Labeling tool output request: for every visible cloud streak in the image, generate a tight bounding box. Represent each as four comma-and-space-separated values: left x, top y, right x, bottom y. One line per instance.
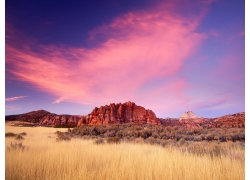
5, 96, 27, 102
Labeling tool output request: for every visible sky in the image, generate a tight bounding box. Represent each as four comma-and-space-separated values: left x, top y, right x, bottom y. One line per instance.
5, 0, 245, 118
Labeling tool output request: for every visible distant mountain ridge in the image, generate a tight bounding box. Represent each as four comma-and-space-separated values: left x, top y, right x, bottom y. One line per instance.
5, 102, 245, 128
159, 112, 244, 128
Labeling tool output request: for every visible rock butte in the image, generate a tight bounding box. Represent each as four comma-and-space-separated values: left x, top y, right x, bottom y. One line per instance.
76, 101, 161, 126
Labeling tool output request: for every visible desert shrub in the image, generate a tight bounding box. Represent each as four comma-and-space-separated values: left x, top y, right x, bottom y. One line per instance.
94, 138, 105, 145
193, 128, 202, 135
107, 136, 120, 144
5, 132, 16, 137
133, 125, 143, 131
106, 131, 117, 137
15, 135, 24, 140
205, 134, 215, 141
219, 136, 227, 142
62, 123, 244, 145
152, 132, 158, 138
146, 137, 157, 145
178, 138, 186, 146
19, 132, 27, 136
7, 142, 28, 152
55, 131, 71, 141
157, 132, 165, 139
116, 131, 124, 138
134, 138, 144, 144
141, 129, 152, 139
96, 126, 107, 134
193, 136, 202, 142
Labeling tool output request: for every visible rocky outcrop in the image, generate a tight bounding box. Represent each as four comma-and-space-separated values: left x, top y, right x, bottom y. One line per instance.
77, 101, 161, 126
180, 111, 199, 119
159, 112, 245, 128
39, 115, 85, 126
209, 112, 245, 128
5, 107, 245, 128
5, 102, 161, 126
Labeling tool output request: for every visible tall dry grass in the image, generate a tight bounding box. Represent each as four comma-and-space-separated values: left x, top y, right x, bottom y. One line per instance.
5, 126, 244, 180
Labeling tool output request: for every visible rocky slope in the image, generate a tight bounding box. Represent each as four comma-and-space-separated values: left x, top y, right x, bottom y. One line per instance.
5, 110, 85, 127
159, 112, 245, 128
5, 110, 55, 123
5, 102, 161, 126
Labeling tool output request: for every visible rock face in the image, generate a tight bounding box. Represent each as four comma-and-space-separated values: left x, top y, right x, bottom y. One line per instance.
209, 112, 245, 128
77, 101, 161, 126
180, 111, 199, 119
39, 115, 85, 126
159, 112, 245, 128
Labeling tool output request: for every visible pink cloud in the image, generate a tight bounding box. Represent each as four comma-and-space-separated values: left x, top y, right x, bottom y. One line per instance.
5, 96, 27, 102
6, 1, 212, 114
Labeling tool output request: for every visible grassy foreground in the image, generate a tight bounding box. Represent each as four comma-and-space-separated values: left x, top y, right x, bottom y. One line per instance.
5, 126, 244, 180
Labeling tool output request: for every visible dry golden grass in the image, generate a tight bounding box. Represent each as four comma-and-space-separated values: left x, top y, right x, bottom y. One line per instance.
5, 125, 244, 180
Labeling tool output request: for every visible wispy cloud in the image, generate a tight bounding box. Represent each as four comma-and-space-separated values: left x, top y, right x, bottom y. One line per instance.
5, 105, 20, 111
5, 96, 27, 102
6, 0, 220, 116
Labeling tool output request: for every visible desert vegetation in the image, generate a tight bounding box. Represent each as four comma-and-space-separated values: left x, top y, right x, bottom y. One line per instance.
5, 125, 244, 180
62, 123, 245, 142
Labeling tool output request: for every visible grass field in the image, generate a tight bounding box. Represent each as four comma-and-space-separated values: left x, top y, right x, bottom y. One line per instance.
5, 125, 244, 180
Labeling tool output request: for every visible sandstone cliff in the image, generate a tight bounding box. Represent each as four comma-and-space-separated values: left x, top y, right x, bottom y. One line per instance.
77, 101, 161, 126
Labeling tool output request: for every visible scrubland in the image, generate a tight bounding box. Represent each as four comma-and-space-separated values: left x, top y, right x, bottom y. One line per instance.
5, 125, 244, 180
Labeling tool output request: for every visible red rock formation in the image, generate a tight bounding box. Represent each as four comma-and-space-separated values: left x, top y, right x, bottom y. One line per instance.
5, 107, 244, 128
180, 111, 199, 119
77, 101, 161, 126
39, 115, 85, 126
179, 118, 211, 128
209, 112, 245, 128
159, 112, 245, 128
